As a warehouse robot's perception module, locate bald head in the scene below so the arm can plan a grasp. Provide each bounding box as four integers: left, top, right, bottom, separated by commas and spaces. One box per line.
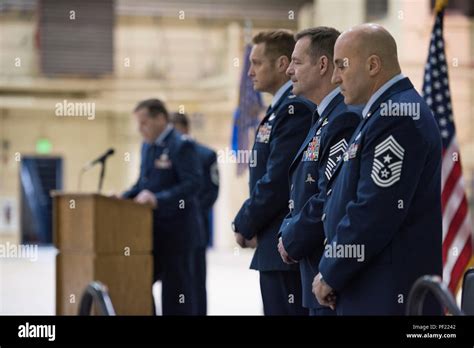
331, 23, 402, 105
340, 23, 400, 73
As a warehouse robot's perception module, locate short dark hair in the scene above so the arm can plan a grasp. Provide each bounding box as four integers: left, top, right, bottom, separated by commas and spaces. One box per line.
134, 98, 168, 120
170, 112, 189, 129
294, 27, 341, 64
252, 30, 295, 61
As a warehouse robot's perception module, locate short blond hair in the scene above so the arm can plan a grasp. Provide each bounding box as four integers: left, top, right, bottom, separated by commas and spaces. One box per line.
252, 30, 295, 61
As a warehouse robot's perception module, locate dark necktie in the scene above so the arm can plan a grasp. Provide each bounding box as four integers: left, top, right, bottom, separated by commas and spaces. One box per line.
312, 109, 321, 126
146, 143, 157, 173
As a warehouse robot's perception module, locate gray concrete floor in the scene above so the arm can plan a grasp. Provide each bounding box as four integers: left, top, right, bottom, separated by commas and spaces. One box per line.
0, 246, 263, 315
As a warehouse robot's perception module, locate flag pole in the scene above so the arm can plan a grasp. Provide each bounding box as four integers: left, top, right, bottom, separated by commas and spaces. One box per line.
434, 0, 448, 13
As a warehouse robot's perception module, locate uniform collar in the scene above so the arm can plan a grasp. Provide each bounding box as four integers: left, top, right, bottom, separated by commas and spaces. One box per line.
154, 124, 174, 145
362, 73, 405, 119
270, 80, 293, 108
317, 87, 341, 117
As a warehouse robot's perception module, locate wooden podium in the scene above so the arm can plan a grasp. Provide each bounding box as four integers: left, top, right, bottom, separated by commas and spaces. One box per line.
53, 193, 153, 315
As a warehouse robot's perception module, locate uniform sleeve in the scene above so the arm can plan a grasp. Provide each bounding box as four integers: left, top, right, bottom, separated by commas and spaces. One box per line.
198, 150, 219, 211
319, 115, 431, 292
122, 182, 140, 199
233, 102, 313, 239
155, 140, 203, 218
281, 111, 360, 260
122, 144, 145, 199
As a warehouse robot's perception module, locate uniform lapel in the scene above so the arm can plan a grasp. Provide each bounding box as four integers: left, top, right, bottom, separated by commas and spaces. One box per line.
289, 93, 344, 174
257, 85, 292, 128
271, 85, 293, 114
289, 110, 321, 173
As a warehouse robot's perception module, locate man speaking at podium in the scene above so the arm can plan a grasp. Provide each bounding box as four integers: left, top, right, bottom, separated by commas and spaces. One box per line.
121, 98, 203, 315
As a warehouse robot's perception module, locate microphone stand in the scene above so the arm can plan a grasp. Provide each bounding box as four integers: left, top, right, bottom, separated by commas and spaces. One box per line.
77, 159, 108, 193
98, 158, 107, 193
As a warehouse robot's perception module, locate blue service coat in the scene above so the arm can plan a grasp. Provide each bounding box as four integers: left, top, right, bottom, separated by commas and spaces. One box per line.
123, 127, 203, 252
279, 93, 360, 309
319, 78, 443, 315
195, 142, 219, 246
233, 86, 315, 271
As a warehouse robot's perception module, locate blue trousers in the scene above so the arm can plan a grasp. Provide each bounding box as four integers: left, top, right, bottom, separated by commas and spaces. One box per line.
193, 247, 207, 315
153, 248, 195, 316
309, 306, 337, 316
259, 270, 308, 316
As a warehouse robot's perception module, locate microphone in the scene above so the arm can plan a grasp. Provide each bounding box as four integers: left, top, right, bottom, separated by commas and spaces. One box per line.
83, 148, 115, 171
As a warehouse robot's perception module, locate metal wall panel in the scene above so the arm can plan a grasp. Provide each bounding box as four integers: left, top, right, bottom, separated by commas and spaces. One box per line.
38, 0, 114, 76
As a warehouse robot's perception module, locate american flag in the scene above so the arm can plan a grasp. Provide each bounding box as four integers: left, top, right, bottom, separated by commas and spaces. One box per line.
422, 2, 474, 294
231, 44, 264, 176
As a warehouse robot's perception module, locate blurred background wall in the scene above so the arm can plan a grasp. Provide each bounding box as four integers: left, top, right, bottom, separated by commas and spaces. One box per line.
0, 0, 473, 249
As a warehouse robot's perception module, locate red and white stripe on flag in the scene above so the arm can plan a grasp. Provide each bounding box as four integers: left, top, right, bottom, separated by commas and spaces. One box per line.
423, 1, 474, 295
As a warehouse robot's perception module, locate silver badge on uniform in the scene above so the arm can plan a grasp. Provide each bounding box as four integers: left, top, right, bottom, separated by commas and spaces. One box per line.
268, 113, 276, 121
371, 135, 404, 188
325, 138, 348, 180
305, 173, 316, 184
344, 142, 359, 161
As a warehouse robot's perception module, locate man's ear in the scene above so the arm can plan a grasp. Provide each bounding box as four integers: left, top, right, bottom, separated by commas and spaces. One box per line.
319, 55, 329, 76
276, 55, 290, 73
367, 54, 382, 76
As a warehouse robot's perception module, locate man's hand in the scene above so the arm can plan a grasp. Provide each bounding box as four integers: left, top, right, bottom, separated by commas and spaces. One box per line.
277, 237, 297, 264
245, 236, 258, 249
234, 233, 247, 248
312, 273, 336, 310
134, 189, 158, 208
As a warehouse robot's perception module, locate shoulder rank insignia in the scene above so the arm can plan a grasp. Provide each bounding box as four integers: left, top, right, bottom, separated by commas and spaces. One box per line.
210, 161, 219, 186
371, 135, 404, 188
325, 138, 348, 180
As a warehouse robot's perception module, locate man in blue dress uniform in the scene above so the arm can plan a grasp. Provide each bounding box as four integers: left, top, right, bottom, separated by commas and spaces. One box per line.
171, 112, 219, 316
122, 99, 203, 315
232, 30, 314, 315
312, 24, 443, 315
276, 27, 360, 316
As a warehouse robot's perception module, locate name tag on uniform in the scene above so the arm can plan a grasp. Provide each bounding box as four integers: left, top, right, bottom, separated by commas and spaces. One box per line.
256, 122, 272, 143
302, 136, 321, 162
155, 153, 172, 169
343, 143, 359, 161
